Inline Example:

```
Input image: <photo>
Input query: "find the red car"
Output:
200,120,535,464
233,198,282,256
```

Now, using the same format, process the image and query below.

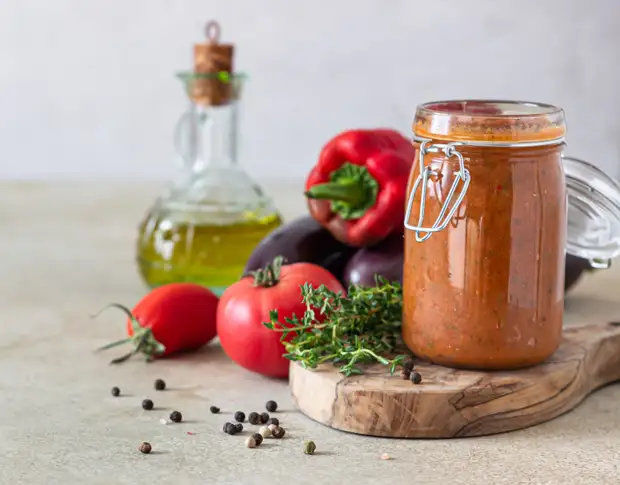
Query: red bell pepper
305,129,415,247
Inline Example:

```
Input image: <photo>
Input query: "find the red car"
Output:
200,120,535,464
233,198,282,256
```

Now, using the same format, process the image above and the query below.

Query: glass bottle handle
562,155,620,267
173,108,198,168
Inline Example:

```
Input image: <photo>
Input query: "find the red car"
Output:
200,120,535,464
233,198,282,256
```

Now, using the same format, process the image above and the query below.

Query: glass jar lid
564,156,620,268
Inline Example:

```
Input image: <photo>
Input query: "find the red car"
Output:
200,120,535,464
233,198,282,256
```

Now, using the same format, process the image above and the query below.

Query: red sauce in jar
403,100,567,370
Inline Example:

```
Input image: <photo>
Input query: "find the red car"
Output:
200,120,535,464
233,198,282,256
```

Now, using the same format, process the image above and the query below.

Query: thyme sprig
263,276,407,377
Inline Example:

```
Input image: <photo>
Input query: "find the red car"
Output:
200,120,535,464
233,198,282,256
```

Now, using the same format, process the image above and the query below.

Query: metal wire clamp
404,140,471,242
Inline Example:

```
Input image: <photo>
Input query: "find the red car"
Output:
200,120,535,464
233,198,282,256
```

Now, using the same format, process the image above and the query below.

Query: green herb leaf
341,365,364,376
265,280,409,376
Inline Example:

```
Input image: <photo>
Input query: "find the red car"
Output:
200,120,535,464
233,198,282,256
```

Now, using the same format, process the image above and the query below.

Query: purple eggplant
564,254,593,292
243,216,357,281
341,231,593,291
343,234,404,287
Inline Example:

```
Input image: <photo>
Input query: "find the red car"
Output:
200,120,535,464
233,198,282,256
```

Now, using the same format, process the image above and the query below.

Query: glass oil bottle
136,21,282,296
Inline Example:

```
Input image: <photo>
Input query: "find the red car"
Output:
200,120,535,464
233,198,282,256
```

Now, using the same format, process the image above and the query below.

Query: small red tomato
217,256,344,378
96,283,219,363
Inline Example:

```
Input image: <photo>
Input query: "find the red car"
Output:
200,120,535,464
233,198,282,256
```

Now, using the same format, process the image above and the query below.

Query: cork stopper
191,21,235,106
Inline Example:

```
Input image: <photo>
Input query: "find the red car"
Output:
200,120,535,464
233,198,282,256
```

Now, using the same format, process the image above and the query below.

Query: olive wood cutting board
289,322,620,438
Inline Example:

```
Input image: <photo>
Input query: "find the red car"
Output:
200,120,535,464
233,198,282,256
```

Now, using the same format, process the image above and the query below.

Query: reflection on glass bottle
136,72,282,296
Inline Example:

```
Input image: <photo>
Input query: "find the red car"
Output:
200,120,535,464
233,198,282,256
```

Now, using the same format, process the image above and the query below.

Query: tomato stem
96,337,133,352
109,349,138,364
252,256,286,288
91,303,166,364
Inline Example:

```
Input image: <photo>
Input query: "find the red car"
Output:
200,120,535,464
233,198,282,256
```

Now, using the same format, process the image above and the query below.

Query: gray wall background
1,0,618,182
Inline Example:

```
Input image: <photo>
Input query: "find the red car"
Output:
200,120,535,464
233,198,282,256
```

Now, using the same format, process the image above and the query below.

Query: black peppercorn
111,387,120,397
252,432,263,446
169,410,183,423
139,442,152,454
271,426,285,439
142,399,154,411
223,422,237,435
234,411,246,423
234,423,243,433
403,359,414,371
154,379,166,391
223,422,233,433
259,412,270,424
210,406,220,414
410,372,422,384
248,412,260,425
267,417,279,426
400,367,411,380
265,400,278,412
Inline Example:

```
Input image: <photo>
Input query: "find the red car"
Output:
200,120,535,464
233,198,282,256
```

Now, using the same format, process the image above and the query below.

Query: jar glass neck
189,102,239,171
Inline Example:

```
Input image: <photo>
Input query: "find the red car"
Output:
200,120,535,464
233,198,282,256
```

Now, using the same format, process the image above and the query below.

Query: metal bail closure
404,140,471,242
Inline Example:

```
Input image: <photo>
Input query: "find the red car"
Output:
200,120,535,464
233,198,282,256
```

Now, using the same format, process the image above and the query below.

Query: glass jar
403,100,620,370
136,72,282,296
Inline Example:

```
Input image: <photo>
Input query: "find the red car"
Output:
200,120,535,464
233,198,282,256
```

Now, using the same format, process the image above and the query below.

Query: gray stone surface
1,182,619,485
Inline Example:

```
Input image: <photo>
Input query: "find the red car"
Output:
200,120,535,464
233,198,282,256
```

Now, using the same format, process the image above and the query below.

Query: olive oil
137,209,282,296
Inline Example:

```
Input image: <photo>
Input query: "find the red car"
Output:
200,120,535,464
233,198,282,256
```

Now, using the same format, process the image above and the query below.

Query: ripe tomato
217,257,344,378
98,283,219,363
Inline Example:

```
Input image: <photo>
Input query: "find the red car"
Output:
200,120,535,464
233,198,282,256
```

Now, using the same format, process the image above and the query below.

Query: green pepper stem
304,179,366,206
304,163,379,221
